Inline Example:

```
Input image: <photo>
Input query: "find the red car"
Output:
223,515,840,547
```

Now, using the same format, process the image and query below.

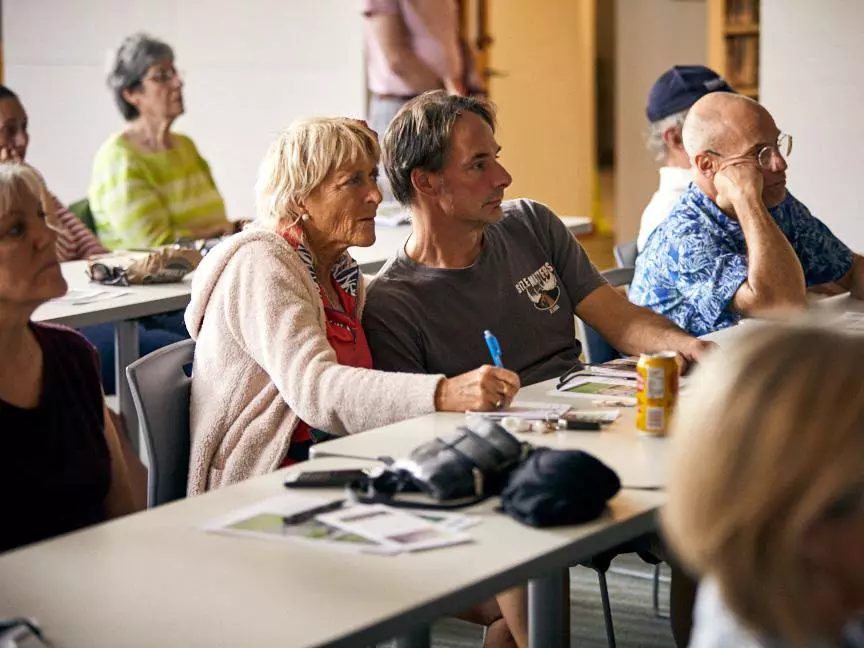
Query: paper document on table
203,492,399,555
469,401,571,420
560,409,621,424
204,494,478,555
316,504,473,552
53,289,130,305
585,357,639,380
552,376,637,405
411,510,481,532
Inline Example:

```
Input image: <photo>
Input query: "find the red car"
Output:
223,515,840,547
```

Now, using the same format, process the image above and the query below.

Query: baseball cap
646,65,735,122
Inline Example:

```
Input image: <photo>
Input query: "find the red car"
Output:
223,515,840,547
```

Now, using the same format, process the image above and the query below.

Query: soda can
636,351,679,436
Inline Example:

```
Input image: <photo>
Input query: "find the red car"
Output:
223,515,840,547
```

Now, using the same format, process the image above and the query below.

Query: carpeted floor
426,555,675,648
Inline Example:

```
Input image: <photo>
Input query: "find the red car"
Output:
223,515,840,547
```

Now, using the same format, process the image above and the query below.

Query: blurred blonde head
663,322,864,643
255,118,380,230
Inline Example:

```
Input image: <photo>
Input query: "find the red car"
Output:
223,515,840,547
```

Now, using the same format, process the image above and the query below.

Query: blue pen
483,330,504,368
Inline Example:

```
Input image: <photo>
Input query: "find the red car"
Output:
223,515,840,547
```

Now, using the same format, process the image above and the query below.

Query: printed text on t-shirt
515,263,561,314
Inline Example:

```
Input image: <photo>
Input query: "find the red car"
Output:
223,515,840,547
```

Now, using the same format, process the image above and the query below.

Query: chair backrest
126,339,195,507
614,240,638,268
601,266,636,289
578,267,636,364
68,198,98,236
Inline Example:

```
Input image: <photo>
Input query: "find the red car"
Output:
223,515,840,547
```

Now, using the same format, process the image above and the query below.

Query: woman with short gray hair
88,32,231,250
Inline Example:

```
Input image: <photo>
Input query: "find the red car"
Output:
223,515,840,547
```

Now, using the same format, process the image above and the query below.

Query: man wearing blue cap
637,65,733,252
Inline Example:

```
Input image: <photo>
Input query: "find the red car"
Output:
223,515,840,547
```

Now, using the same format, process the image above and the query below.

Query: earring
301,213,310,222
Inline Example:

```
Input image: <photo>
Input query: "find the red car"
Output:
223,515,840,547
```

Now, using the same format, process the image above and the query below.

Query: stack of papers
471,401,571,421
552,376,638,405
204,493,477,556
317,504,474,553
585,357,638,380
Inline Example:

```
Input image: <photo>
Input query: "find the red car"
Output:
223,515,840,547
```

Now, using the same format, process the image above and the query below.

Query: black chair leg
597,569,617,648
653,563,671,619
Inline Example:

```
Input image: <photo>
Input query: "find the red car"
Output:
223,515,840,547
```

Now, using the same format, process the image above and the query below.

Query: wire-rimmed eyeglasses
705,132,793,169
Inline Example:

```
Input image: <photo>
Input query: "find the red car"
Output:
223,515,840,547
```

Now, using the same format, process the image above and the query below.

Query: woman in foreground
664,322,864,647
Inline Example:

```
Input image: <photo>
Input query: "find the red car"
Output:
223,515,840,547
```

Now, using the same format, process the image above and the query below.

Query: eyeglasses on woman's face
143,65,183,86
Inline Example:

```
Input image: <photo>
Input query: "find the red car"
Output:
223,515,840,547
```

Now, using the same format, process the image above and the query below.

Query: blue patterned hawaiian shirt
630,184,853,337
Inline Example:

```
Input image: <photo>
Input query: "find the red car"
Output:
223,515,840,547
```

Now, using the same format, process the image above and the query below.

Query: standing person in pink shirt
363,0,482,201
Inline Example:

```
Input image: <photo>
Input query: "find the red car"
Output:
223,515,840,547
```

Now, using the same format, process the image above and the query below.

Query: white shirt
691,579,864,648
690,579,766,648
636,166,693,252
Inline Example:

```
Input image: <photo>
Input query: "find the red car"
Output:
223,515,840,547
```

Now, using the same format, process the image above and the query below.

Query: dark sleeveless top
0,323,110,553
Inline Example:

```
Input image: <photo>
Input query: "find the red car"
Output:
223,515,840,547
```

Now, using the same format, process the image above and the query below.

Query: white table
32,260,193,448
352,216,593,273
0,376,663,648
0,456,663,648
309,378,668,645
701,293,864,346
313,384,667,492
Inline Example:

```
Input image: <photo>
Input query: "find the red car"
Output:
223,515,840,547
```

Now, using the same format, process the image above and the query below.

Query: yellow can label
636,352,679,436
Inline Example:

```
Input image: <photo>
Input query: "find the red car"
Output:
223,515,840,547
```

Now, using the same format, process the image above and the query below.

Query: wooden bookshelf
708,0,760,101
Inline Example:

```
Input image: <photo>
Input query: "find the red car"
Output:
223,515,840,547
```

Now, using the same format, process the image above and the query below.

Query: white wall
614,0,706,244
3,0,365,220
761,0,864,249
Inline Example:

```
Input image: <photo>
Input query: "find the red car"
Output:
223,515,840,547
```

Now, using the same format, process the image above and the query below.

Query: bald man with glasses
630,92,864,336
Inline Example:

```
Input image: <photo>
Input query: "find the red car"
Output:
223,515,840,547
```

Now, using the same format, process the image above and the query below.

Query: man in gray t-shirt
364,89,707,648
365,198,605,384
364,91,708,387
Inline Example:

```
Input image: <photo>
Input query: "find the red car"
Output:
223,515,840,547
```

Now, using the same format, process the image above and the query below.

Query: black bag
499,448,621,527
349,419,531,509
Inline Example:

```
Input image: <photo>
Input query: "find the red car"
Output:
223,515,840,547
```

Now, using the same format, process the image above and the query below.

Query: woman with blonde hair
186,116,525,647
663,322,864,647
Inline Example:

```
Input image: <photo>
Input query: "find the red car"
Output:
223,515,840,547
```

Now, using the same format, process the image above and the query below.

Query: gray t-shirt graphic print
363,199,606,386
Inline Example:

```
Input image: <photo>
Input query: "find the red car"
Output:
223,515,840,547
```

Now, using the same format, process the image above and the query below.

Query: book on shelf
725,35,759,89
725,0,759,27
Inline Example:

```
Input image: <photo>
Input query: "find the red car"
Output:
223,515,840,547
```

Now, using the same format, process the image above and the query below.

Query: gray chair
578,267,635,364
613,240,637,268
126,339,195,507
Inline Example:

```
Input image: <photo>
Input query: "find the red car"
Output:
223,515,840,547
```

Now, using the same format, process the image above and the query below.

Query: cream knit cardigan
184,229,442,495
